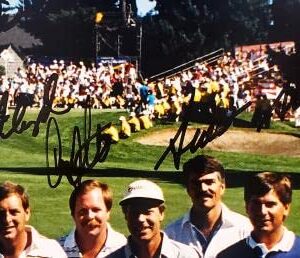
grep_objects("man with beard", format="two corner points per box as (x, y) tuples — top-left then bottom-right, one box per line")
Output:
(59, 179), (126, 257)
(165, 155), (252, 258)
(217, 172), (300, 258)
(110, 179), (200, 258)
(0, 181), (67, 257)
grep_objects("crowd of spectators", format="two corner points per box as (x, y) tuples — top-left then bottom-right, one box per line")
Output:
(0, 44), (295, 126)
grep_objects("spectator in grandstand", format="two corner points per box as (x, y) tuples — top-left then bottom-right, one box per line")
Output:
(0, 181), (67, 257)
(59, 179), (126, 257)
(110, 179), (201, 258)
(161, 97), (171, 116)
(154, 99), (165, 119)
(119, 115), (131, 139)
(138, 80), (149, 110)
(217, 172), (300, 258)
(165, 155), (252, 258)
(147, 89), (156, 118)
(169, 95), (182, 122)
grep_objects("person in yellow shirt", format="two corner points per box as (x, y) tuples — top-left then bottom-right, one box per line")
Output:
(119, 116), (131, 139)
(127, 112), (141, 132)
(215, 91), (230, 109)
(170, 95), (182, 122)
(101, 124), (119, 143)
(154, 99), (165, 119)
(162, 98), (171, 116)
(139, 111), (153, 129)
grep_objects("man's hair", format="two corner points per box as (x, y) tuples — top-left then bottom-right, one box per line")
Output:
(183, 155), (225, 184)
(0, 181), (30, 210)
(244, 172), (292, 205)
(69, 179), (112, 216)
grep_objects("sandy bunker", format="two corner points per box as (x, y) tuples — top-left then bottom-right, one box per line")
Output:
(135, 128), (300, 157)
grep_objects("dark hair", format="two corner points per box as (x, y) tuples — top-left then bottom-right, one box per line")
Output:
(244, 172), (292, 205)
(69, 179), (112, 216)
(0, 181), (30, 210)
(183, 155), (225, 185)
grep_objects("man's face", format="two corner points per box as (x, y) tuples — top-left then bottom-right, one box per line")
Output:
(0, 194), (30, 243)
(246, 190), (290, 236)
(124, 200), (164, 243)
(187, 171), (225, 211)
(73, 188), (110, 238)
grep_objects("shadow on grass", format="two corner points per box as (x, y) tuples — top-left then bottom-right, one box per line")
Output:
(1, 167), (300, 189)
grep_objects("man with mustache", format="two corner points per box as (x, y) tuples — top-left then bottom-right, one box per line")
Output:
(217, 172), (300, 258)
(0, 181), (67, 257)
(110, 179), (201, 258)
(59, 179), (126, 257)
(165, 155), (252, 258)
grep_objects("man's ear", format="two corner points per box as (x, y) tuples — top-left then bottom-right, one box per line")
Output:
(107, 210), (111, 220)
(25, 208), (31, 223)
(283, 203), (290, 221)
(220, 181), (226, 196)
(159, 209), (165, 222)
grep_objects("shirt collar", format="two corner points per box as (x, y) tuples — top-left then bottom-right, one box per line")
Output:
(0, 226), (45, 257)
(64, 224), (112, 250)
(184, 203), (232, 228)
(63, 228), (78, 249)
(247, 227), (295, 254)
(160, 232), (173, 258)
(23, 226), (41, 253)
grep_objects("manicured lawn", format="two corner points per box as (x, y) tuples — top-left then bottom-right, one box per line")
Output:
(0, 108), (299, 238)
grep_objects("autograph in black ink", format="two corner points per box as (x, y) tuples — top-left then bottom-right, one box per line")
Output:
(155, 82), (299, 171)
(0, 73), (71, 139)
(45, 97), (113, 188)
(154, 101), (252, 170)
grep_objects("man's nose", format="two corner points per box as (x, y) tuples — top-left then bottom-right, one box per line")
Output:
(136, 213), (146, 222)
(260, 204), (268, 215)
(87, 209), (95, 219)
(199, 182), (209, 192)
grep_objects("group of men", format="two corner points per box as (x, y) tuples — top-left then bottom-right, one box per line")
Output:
(0, 155), (299, 257)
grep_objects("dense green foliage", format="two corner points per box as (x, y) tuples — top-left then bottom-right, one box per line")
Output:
(2, 0), (300, 75)
(142, 0), (271, 74)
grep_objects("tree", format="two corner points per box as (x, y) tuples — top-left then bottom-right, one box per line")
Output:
(0, 0), (21, 31)
(271, 0), (300, 42)
(141, 0), (272, 75)
(17, 0), (124, 58)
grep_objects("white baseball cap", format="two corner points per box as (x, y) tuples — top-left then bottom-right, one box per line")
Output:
(119, 180), (165, 205)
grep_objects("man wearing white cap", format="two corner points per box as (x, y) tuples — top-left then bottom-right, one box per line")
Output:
(109, 179), (201, 258)
(119, 116), (131, 138)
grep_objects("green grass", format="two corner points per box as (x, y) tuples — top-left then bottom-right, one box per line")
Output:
(0, 108), (299, 238)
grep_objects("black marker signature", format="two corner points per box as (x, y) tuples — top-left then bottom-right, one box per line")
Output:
(45, 99), (113, 188)
(0, 73), (71, 139)
(155, 84), (298, 170)
(154, 101), (252, 170)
